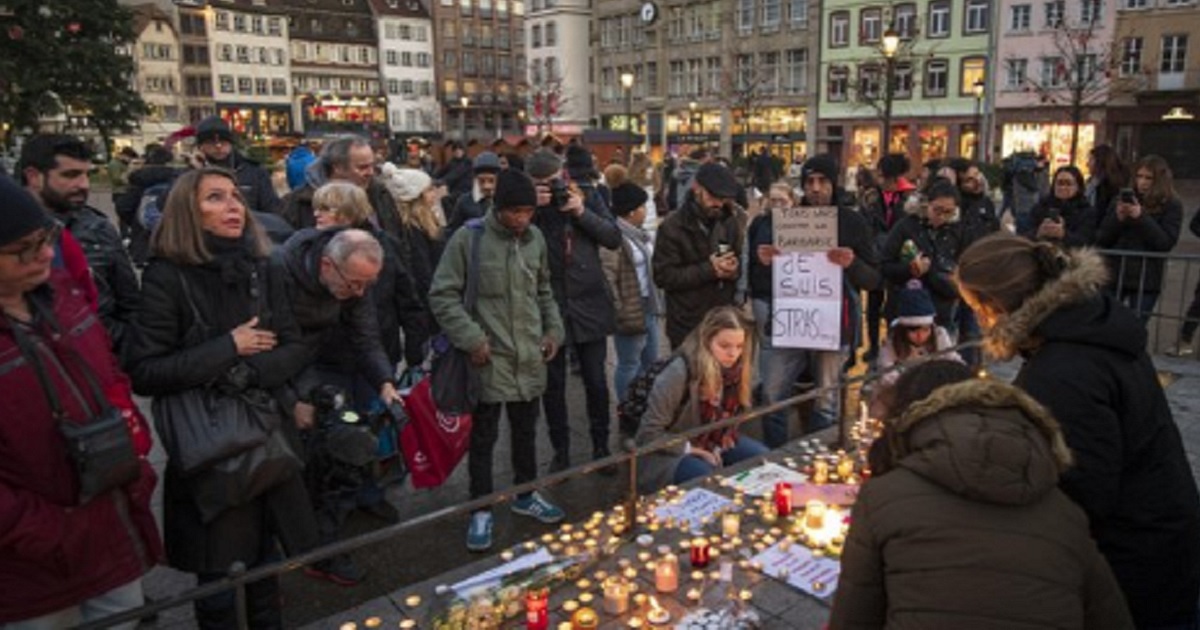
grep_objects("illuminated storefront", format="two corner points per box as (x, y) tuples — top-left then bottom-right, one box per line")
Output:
(300, 95), (388, 135)
(656, 106), (807, 162)
(1001, 122), (1095, 177)
(215, 105), (294, 137)
(825, 119), (976, 173)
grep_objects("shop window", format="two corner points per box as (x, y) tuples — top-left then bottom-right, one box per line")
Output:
(960, 126), (979, 160)
(851, 125), (881, 168)
(830, 11), (849, 47)
(919, 125), (949, 163)
(960, 57), (986, 96)
(927, 1), (950, 38)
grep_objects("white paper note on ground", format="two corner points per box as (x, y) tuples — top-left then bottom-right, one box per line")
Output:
(450, 546), (555, 599)
(723, 461), (809, 497)
(652, 488), (733, 531)
(751, 541), (841, 601)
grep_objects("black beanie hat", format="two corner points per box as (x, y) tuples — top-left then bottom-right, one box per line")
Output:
(891, 281), (937, 327)
(800, 154), (839, 185)
(195, 115), (234, 144)
(610, 182), (649, 217)
(494, 169), (538, 210)
(565, 144), (597, 180)
(0, 174), (54, 247)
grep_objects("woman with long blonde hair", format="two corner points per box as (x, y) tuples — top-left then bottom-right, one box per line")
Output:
(379, 162), (448, 304)
(634, 306), (766, 492)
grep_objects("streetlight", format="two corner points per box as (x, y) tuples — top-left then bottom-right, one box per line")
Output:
(972, 78), (985, 161)
(881, 27), (900, 159)
(460, 95), (469, 142)
(621, 71), (635, 163)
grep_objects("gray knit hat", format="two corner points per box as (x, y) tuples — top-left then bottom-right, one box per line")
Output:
(526, 149), (563, 179)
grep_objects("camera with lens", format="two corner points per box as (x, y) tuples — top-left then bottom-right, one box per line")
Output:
(549, 178), (571, 207)
(307, 385), (382, 492)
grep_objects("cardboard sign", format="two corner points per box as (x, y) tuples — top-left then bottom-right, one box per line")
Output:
(773, 206), (838, 252)
(772, 253), (842, 350)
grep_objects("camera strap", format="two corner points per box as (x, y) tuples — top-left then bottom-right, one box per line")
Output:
(5, 304), (110, 423)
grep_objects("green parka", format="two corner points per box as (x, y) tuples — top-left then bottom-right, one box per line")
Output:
(429, 212), (564, 404)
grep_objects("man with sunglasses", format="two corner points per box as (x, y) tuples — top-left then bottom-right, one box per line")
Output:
(18, 135), (140, 364)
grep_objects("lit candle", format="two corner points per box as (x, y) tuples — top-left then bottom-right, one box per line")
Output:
(689, 537), (710, 569)
(364, 618), (381, 629)
(812, 458), (830, 484)
(399, 622), (416, 630)
(721, 511), (740, 538)
(836, 450), (855, 480)
(576, 578), (592, 590)
(403, 594), (421, 608)
(654, 552), (679, 592)
(691, 570), (704, 581)
(739, 589), (753, 602)
(774, 482), (793, 516)
(562, 599), (579, 613)
(646, 596), (671, 625)
(805, 500), (827, 530)
(760, 500), (778, 525)
(627, 619), (644, 629)
(501, 550), (515, 561)
(603, 577), (630, 615)
(525, 588), (549, 630)
(579, 593), (595, 605)
(339, 623), (356, 630)
(686, 588), (701, 602)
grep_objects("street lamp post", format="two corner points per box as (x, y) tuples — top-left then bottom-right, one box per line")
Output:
(881, 28), (900, 159)
(972, 79), (985, 162)
(621, 71), (635, 164)
(459, 96), (469, 142)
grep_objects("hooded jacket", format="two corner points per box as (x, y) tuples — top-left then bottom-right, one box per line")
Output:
(831, 379), (1133, 630)
(984, 248), (1200, 628)
(429, 212), (564, 403)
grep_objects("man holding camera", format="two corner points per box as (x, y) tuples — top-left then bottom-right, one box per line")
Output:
(653, 162), (747, 349)
(525, 149), (622, 472)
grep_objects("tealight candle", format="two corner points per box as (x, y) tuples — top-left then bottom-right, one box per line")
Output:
(646, 597), (671, 625)
(805, 500), (827, 530)
(404, 595), (421, 608)
(760, 501), (778, 525)
(691, 570), (704, 581)
(812, 459), (830, 484)
(562, 599), (579, 613)
(686, 588), (701, 602)
(638, 551), (651, 562)
(365, 619), (382, 629)
(603, 577), (630, 615)
(576, 578), (592, 590)
(739, 589), (753, 602)
(578, 592), (594, 605)
(557, 623), (572, 630)
(399, 622), (416, 629)
(654, 552), (679, 593)
(721, 511), (740, 538)
(627, 619), (644, 629)
(340, 623), (356, 630)
(500, 550), (515, 561)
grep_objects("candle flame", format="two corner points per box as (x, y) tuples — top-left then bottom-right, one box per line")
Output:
(649, 595), (663, 611)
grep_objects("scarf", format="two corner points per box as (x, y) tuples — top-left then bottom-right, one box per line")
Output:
(696, 361), (743, 451)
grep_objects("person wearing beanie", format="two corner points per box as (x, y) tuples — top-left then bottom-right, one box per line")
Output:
(0, 173), (165, 627)
(873, 281), (960, 388)
(526, 145), (622, 473)
(652, 160), (746, 350)
(435, 141), (473, 200)
(378, 163), (445, 329)
(445, 151), (504, 236)
(600, 177), (662, 402)
(429, 167), (567, 552)
(18, 135), (141, 364)
(749, 152), (882, 447)
(191, 115), (280, 215)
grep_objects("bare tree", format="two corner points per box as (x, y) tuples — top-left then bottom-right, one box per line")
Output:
(714, 4), (774, 159)
(1008, 15), (1126, 164)
(528, 75), (570, 136)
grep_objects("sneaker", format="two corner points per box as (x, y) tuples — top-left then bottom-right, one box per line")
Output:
(511, 492), (565, 524)
(548, 452), (571, 473)
(466, 510), (494, 552)
(305, 554), (367, 586)
(1167, 342), (1195, 358)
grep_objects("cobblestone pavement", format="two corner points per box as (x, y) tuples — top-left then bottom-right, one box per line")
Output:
(83, 184), (1200, 628)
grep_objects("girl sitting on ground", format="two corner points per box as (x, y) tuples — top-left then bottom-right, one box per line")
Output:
(634, 306), (768, 493)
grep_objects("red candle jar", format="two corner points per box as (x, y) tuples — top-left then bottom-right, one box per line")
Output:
(689, 537), (711, 569)
(774, 482), (793, 516)
(525, 587), (549, 630)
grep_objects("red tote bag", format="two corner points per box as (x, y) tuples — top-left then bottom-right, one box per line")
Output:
(400, 377), (473, 489)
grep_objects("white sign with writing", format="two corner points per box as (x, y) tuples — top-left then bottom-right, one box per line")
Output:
(751, 541), (842, 601)
(652, 488), (733, 531)
(772, 252), (842, 350)
(723, 462), (809, 498)
(773, 206), (839, 252)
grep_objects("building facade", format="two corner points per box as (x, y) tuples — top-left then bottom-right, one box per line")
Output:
(128, 3), (186, 149)
(430, 0), (527, 142)
(592, 0), (819, 163)
(817, 0), (993, 175)
(526, 0), (592, 137)
(207, 0), (294, 136)
(176, 1), (216, 125)
(277, 0), (387, 138)
(1108, 0), (1200, 178)
(993, 0), (1115, 175)
(369, 0), (441, 137)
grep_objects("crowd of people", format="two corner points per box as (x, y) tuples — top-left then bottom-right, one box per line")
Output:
(2, 116), (1199, 629)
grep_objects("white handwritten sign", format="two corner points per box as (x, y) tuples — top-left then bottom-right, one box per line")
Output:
(774, 206), (838, 252)
(772, 252), (842, 350)
(751, 541), (842, 600)
(724, 462), (809, 498)
(653, 488), (733, 531)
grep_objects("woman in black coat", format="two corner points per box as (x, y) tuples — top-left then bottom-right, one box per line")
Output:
(1020, 165), (1097, 248)
(128, 168), (318, 629)
(958, 234), (1200, 630)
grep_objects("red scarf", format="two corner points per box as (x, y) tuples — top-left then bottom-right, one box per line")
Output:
(697, 362), (743, 451)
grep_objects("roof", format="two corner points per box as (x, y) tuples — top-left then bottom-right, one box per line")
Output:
(130, 3), (175, 37)
(366, 0), (430, 18)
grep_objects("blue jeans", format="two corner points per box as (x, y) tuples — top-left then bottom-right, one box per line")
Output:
(673, 436), (770, 484)
(613, 299), (660, 401)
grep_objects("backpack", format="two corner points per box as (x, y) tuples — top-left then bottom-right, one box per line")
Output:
(137, 181), (172, 231)
(617, 354), (689, 444)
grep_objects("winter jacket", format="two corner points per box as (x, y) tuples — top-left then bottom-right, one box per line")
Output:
(881, 209), (968, 328)
(129, 236), (317, 572)
(960, 190), (1000, 244)
(57, 205), (140, 363)
(271, 228), (394, 396)
(668, 158), (700, 212)
(653, 196), (746, 348)
(1095, 193), (1182, 295)
(118, 164), (180, 264)
(600, 218), (661, 335)
(747, 194), (882, 345)
(1021, 194), (1097, 248)
(533, 182), (622, 344)
(353, 225), (427, 367)
(984, 248), (1200, 629)
(861, 177), (917, 242)
(429, 212), (564, 404)
(435, 156), (473, 199)
(875, 325), (959, 387)
(205, 152), (280, 215)
(830, 379), (1133, 630)
(446, 188), (494, 237)
(632, 354), (708, 493)
(0, 271), (162, 623)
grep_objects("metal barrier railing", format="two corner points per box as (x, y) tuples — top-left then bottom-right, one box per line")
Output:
(1099, 247), (1200, 355)
(79, 343), (975, 630)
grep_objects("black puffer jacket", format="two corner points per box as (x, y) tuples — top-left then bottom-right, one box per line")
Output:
(881, 208), (967, 328)
(206, 152), (281, 215)
(58, 206), (140, 362)
(652, 193), (745, 348)
(273, 228), (394, 395)
(1021, 194), (1097, 248)
(985, 248), (1200, 629)
(533, 182), (622, 345)
(435, 156), (473, 199)
(1095, 193), (1182, 294)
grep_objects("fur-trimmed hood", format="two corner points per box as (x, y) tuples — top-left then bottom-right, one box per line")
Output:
(982, 247), (1127, 360)
(885, 379), (1074, 506)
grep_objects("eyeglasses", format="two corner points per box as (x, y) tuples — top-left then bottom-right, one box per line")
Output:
(0, 224), (62, 264)
(330, 259), (374, 294)
(929, 205), (957, 218)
